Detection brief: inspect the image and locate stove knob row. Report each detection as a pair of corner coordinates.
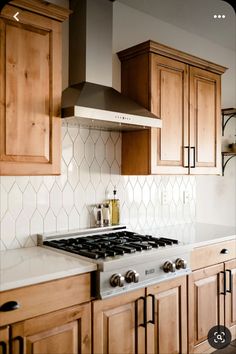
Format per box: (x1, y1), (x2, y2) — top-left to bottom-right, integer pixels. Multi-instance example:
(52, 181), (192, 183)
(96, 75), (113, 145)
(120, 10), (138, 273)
(163, 258), (187, 273)
(110, 270), (140, 287)
(125, 270), (140, 283)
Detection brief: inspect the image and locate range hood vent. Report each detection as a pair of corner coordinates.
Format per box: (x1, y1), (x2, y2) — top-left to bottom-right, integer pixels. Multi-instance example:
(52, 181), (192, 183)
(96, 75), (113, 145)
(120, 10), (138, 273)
(62, 0), (162, 131)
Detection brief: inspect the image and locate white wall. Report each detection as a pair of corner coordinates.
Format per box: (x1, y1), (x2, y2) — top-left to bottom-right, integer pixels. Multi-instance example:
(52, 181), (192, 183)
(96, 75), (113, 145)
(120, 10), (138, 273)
(112, 2), (236, 226)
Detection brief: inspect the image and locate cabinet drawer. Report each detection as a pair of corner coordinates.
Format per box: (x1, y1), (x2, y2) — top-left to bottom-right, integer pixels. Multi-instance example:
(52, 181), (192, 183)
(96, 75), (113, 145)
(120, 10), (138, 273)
(0, 273), (91, 326)
(191, 239), (236, 270)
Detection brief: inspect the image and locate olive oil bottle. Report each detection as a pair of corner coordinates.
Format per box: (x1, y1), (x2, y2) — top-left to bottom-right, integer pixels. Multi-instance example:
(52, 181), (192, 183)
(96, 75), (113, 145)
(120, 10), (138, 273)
(111, 187), (120, 225)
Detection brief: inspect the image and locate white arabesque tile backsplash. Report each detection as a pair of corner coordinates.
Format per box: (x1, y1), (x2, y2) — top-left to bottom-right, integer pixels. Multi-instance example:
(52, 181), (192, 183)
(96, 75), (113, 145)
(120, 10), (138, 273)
(0, 124), (196, 250)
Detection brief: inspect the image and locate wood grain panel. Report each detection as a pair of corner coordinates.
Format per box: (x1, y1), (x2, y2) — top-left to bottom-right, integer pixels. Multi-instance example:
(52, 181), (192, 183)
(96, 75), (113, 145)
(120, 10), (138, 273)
(0, 1), (68, 175)
(191, 239), (236, 270)
(151, 54), (189, 174)
(11, 303), (91, 354)
(0, 273), (91, 326)
(189, 67), (221, 174)
(0, 326), (9, 354)
(93, 289), (145, 354)
(122, 130), (150, 175)
(5, 21), (50, 161)
(147, 276), (187, 354)
(188, 264), (224, 353)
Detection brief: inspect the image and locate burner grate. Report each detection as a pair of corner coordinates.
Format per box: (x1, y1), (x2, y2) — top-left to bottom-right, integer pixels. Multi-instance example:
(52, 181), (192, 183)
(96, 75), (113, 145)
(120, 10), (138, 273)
(43, 231), (179, 259)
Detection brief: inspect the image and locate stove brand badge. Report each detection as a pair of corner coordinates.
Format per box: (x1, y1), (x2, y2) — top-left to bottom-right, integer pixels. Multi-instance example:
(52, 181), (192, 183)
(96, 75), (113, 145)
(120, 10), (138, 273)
(145, 268), (155, 275)
(207, 325), (232, 349)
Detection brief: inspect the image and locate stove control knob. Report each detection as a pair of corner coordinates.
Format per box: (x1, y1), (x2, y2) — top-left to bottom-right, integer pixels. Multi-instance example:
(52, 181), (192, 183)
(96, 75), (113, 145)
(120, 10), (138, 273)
(175, 258), (187, 270)
(163, 261), (176, 273)
(110, 273), (125, 287)
(125, 270), (140, 283)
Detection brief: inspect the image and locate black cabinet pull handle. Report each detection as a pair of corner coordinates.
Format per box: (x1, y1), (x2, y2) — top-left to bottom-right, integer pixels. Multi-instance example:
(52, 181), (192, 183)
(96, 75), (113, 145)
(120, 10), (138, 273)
(147, 294), (155, 325)
(135, 296), (146, 354)
(13, 336), (24, 354)
(226, 269), (232, 293)
(0, 301), (20, 312)
(0, 341), (7, 354)
(190, 147), (196, 168)
(135, 296), (146, 328)
(183, 146), (190, 168)
(220, 248), (229, 254)
(220, 271), (226, 295)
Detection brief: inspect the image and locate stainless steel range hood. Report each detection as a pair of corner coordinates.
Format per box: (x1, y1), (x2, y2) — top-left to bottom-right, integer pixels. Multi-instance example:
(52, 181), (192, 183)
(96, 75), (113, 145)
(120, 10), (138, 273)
(62, 0), (162, 131)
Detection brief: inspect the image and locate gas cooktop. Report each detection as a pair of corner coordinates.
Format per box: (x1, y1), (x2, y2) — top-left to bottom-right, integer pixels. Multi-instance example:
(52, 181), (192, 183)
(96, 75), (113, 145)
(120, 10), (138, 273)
(38, 226), (192, 298)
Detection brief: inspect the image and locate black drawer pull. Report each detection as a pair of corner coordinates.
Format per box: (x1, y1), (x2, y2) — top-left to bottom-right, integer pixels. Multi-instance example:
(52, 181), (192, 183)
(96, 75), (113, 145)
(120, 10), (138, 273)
(0, 301), (20, 312)
(0, 341), (7, 354)
(220, 248), (229, 254)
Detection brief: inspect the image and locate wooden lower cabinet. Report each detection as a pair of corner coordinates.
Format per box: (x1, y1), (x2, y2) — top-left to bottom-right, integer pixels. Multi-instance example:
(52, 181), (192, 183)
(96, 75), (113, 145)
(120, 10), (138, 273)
(0, 326), (9, 354)
(146, 276), (187, 354)
(93, 276), (187, 354)
(188, 263), (225, 353)
(93, 288), (146, 354)
(9, 303), (91, 354)
(225, 259), (236, 340)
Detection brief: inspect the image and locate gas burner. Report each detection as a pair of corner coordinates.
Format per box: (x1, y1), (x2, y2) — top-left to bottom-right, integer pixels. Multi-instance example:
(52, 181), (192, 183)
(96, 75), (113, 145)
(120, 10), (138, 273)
(38, 226), (192, 298)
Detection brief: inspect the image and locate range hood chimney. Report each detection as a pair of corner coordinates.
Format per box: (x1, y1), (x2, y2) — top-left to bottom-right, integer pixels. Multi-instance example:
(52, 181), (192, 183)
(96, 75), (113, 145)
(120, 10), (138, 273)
(62, 0), (162, 131)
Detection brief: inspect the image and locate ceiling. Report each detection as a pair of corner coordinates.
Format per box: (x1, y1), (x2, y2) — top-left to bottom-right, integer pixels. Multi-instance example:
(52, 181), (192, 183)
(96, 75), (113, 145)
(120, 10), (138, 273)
(117, 0), (236, 51)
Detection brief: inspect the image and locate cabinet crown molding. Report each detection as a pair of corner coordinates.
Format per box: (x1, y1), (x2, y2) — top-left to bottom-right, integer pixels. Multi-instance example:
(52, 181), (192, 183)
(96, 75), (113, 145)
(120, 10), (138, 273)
(8, 0), (71, 21)
(118, 40), (227, 75)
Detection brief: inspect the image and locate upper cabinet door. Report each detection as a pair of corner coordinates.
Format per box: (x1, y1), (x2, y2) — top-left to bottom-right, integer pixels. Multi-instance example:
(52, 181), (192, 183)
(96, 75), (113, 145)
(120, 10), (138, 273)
(150, 54), (189, 174)
(0, 2), (68, 175)
(189, 67), (221, 175)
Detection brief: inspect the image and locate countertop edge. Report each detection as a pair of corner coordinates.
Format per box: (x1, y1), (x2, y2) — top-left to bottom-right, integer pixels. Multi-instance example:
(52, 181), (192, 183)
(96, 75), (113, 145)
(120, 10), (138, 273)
(191, 234), (236, 248)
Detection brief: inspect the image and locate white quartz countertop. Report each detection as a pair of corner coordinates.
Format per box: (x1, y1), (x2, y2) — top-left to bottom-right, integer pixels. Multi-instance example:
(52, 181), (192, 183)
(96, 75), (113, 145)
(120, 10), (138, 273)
(0, 223), (235, 292)
(144, 223), (236, 247)
(0, 246), (97, 292)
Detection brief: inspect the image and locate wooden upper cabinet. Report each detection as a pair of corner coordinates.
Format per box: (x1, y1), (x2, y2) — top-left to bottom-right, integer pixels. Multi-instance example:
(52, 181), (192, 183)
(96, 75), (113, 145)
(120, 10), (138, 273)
(118, 40), (227, 175)
(0, 0), (70, 175)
